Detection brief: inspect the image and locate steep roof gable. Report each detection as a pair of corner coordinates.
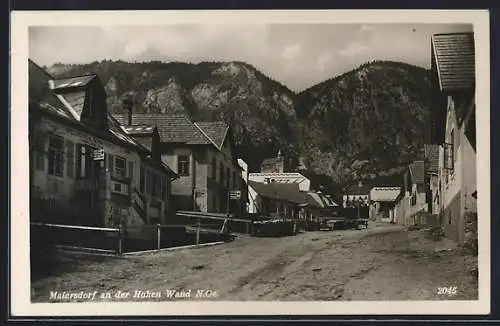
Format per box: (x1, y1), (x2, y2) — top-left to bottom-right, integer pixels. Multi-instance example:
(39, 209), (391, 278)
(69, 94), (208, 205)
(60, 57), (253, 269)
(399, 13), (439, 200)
(431, 32), (475, 92)
(114, 114), (213, 146)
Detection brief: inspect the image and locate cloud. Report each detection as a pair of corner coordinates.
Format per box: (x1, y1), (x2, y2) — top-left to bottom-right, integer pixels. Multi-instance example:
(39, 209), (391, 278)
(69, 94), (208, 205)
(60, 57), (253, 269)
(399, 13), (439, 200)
(316, 52), (334, 71)
(281, 44), (302, 60)
(338, 42), (369, 58)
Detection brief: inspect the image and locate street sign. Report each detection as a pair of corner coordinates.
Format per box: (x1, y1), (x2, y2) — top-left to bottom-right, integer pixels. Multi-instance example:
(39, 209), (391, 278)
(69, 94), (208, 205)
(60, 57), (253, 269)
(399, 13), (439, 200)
(93, 148), (105, 161)
(229, 190), (241, 200)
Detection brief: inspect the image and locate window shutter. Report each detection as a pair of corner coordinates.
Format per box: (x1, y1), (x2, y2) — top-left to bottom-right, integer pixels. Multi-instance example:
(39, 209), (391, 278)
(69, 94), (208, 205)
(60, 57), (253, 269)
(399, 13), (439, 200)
(108, 154), (114, 175)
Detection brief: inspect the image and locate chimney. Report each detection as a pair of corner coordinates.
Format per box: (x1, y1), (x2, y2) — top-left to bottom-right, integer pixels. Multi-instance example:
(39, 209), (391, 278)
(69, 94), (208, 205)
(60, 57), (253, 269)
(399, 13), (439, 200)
(122, 96), (134, 126)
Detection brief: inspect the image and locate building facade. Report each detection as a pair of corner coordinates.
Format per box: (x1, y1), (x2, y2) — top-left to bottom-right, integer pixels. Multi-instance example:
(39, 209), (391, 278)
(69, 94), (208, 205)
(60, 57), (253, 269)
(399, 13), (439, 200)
(29, 60), (177, 238)
(247, 180), (306, 219)
(369, 187), (401, 222)
(114, 113), (245, 215)
(430, 33), (477, 244)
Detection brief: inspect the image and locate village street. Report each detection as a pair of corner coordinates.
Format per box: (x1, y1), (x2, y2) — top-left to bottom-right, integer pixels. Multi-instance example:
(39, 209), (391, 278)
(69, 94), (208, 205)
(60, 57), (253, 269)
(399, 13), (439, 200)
(32, 223), (478, 302)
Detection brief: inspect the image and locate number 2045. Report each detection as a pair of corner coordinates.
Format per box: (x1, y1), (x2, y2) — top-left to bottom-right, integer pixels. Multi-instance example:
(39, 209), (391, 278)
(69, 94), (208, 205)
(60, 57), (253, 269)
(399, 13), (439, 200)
(437, 286), (458, 296)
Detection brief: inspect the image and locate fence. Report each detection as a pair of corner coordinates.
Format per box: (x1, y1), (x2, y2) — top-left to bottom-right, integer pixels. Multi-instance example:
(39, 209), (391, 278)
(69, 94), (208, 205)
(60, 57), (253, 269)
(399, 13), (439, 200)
(175, 211), (253, 235)
(30, 221), (231, 256)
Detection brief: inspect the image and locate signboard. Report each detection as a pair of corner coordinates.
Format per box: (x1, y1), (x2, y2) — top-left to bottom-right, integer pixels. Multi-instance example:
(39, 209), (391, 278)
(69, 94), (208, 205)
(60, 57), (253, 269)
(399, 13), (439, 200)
(229, 190), (241, 200)
(93, 148), (105, 161)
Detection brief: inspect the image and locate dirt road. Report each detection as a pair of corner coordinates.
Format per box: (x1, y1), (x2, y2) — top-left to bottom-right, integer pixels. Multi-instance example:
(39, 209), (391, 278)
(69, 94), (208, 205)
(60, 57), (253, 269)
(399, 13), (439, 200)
(32, 223), (478, 302)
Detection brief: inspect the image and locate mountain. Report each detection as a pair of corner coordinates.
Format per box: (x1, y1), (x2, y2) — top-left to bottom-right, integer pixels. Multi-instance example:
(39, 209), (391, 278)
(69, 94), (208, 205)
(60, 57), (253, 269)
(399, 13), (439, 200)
(44, 59), (432, 189)
(297, 61), (432, 186)
(46, 60), (300, 172)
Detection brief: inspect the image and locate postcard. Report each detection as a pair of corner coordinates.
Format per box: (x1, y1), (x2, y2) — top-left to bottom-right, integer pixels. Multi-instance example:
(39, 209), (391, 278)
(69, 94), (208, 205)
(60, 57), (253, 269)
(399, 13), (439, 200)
(10, 9), (490, 316)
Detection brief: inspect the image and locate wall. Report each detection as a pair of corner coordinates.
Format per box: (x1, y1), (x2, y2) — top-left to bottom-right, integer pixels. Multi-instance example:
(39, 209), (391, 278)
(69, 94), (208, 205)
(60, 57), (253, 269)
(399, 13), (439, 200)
(31, 117), (141, 225)
(440, 95), (474, 244)
(31, 116), (171, 230)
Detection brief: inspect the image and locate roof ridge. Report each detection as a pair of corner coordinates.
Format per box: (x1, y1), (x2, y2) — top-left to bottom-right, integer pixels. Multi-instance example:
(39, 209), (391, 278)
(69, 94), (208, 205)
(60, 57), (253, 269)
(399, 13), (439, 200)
(29, 58), (56, 80)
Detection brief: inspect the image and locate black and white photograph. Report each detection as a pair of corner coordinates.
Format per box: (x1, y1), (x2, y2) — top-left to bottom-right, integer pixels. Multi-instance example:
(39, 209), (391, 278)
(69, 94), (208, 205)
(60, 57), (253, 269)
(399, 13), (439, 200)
(10, 10), (490, 316)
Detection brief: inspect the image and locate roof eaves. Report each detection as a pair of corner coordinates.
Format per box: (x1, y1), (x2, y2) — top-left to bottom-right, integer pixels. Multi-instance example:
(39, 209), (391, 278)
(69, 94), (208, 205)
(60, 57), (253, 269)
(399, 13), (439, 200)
(193, 122), (222, 151)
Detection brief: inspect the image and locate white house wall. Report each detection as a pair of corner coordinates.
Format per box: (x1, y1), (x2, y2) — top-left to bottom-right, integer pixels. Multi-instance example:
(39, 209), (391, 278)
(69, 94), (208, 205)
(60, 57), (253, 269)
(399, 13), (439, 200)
(32, 117), (142, 206)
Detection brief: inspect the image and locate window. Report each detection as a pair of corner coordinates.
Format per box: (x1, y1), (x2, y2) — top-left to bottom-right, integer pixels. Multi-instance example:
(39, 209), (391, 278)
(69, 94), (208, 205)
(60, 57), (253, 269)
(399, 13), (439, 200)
(114, 183), (122, 192)
(178, 155), (190, 176)
(65, 140), (74, 178)
(34, 137), (45, 171)
(114, 156), (126, 178)
(140, 167), (145, 193)
(128, 161), (134, 181)
(48, 135), (64, 177)
(212, 157), (217, 179)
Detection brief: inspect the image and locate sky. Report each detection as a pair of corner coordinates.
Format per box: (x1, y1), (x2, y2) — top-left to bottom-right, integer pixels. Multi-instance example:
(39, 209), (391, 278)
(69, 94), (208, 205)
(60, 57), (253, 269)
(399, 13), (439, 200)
(29, 23), (472, 92)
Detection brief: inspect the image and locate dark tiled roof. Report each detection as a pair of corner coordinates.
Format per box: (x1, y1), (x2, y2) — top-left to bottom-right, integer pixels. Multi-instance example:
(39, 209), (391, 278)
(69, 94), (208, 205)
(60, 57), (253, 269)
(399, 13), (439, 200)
(409, 160), (425, 185)
(424, 144), (440, 174)
(114, 114), (212, 146)
(194, 121), (229, 149)
(432, 32), (475, 92)
(52, 75), (97, 90)
(248, 180), (306, 205)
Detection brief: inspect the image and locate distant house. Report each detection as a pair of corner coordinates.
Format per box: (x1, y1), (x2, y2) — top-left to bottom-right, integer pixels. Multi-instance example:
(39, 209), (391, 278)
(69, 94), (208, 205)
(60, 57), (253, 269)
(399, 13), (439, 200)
(114, 113), (244, 215)
(369, 187), (401, 223)
(248, 172), (311, 192)
(260, 150), (295, 173)
(29, 60), (177, 234)
(431, 32), (476, 244)
(247, 180), (306, 219)
(305, 191), (339, 221)
(424, 144), (443, 216)
(342, 181), (370, 207)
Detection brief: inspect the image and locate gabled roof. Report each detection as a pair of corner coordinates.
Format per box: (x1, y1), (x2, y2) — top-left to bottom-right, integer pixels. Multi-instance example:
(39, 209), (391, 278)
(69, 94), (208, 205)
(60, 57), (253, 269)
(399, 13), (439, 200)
(424, 144), (440, 174)
(248, 180), (306, 205)
(408, 160), (425, 185)
(29, 60), (152, 157)
(194, 121), (229, 150)
(431, 32), (475, 92)
(114, 114), (213, 146)
(370, 187), (401, 202)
